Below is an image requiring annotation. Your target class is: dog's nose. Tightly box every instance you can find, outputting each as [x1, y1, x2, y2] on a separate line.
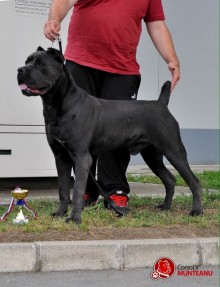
[17, 67, 25, 73]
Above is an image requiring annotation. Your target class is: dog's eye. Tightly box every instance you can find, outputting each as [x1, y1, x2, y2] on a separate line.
[35, 58, 44, 66]
[25, 56, 33, 65]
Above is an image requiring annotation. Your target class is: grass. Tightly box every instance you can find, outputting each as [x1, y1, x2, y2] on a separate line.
[0, 171, 219, 236]
[127, 170, 220, 190]
[0, 191, 218, 234]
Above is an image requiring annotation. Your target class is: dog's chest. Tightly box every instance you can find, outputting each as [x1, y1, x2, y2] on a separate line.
[48, 115, 84, 147]
[47, 120, 67, 144]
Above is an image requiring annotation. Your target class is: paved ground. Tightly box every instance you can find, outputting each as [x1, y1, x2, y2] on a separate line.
[0, 182, 197, 204]
[127, 164, 219, 174]
[0, 181, 218, 205]
[1, 165, 219, 205]
[0, 267, 218, 287]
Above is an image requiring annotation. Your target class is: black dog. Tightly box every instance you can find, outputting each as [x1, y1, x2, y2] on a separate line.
[17, 47, 203, 224]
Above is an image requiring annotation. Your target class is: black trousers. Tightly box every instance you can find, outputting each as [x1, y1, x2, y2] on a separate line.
[65, 60, 141, 199]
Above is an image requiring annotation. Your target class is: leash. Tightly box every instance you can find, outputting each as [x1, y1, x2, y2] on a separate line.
[51, 37, 63, 54]
[57, 37, 62, 54]
[53, 136, 126, 216]
[88, 171, 127, 216]
[52, 38, 126, 216]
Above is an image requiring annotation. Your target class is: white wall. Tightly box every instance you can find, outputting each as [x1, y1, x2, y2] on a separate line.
[0, 0, 71, 125]
[0, 0, 71, 176]
[137, 0, 219, 129]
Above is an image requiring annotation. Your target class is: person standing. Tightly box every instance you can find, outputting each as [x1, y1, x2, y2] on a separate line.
[44, 0, 180, 214]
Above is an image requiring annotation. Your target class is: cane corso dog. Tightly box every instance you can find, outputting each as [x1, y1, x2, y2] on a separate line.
[17, 47, 203, 224]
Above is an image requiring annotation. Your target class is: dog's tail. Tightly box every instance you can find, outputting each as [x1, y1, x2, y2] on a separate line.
[158, 81, 171, 106]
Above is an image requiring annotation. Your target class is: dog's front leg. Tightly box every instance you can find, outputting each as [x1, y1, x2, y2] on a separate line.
[66, 153, 93, 224]
[47, 136, 73, 217]
[53, 156, 73, 217]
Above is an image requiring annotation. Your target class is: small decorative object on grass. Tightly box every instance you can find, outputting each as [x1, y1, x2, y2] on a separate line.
[0, 187, 37, 224]
[13, 208, 29, 224]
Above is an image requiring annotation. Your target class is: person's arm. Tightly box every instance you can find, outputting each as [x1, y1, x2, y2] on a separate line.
[44, 0, 78, 41]
[146, 20, 180, 92]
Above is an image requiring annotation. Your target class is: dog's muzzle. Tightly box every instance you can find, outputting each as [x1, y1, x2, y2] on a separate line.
[17, 68, 49, 96]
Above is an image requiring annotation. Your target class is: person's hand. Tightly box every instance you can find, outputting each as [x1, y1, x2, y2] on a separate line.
[44, 19, 61, 41]
[168, 60, 180, 92]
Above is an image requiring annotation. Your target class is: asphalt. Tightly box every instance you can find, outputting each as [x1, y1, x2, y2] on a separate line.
[0, 267, 219, 287]
[0, 165, 219, 272]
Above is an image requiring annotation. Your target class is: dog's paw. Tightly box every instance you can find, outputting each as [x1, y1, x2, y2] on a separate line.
[189, 209, 203, 216]
[156, 203, 170, 211]
[65, 216, 82, 225]
[51, 210, 67, 217]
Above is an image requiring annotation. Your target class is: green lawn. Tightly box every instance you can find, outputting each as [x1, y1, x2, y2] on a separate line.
[0, 191, 218, 233]
[0, 171, 218, 237]
[127, 171, 220, 190]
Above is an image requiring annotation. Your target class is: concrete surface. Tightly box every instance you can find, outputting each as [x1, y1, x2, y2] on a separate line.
[0, 165, 219, 205]
[0, 238, 218, 273]
[0, 267, 219, 287]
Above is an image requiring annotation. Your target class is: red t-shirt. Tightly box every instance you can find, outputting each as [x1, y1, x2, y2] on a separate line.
[65, 0, 165, 75]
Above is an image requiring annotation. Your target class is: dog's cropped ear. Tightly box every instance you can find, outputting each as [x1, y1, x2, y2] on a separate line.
[46, 48, 64, 64]
[37, 46, 45, 52]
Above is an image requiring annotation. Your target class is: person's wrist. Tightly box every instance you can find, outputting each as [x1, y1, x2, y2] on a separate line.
[48, 18, 60, 24]
[170, 57, 180, 66]
[168, 60, 180, 70]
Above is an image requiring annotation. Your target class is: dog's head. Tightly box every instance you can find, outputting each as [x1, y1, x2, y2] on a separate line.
[17, 47, 65, 96]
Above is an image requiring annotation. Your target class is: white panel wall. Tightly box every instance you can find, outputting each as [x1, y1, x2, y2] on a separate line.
[0, 0, 71, 125]
[0, 1, 71, 177]
[137, 0, 219, 129]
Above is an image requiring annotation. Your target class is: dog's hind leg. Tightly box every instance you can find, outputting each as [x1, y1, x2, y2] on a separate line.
[164, 142, 203, 216]
[141, 145, 176, 210]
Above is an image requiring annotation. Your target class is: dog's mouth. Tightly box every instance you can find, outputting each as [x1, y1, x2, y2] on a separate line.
[19, 83, 49, 96]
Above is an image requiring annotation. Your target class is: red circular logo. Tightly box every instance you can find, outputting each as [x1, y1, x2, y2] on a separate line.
[151, 257, 176, 280]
